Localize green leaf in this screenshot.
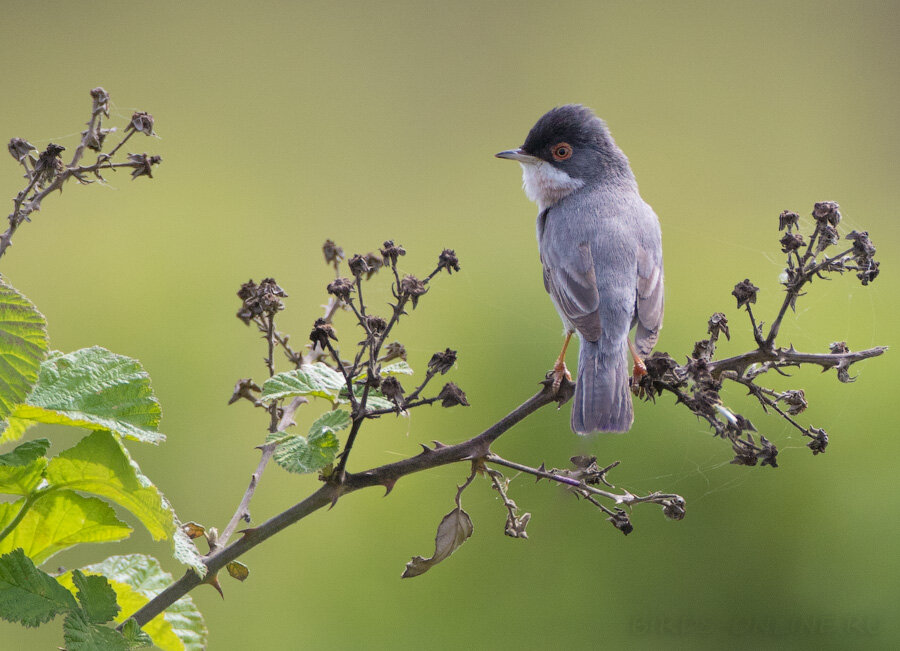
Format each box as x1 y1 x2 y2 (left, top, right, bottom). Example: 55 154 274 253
3 347 164 445
268 409 349 474
225 560 249 582
0 456 47 495
170 514 206 578
0 438 49 466
120 618 152 648
0 548 77 627
0 491 132 565
46 430 173 540
381 361 414 376
72 570 120 624
261 362 345 403
0 280 49 425
63 608 130 651
72 554 208 650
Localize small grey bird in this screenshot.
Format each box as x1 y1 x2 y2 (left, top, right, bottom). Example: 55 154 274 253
496 105 663 433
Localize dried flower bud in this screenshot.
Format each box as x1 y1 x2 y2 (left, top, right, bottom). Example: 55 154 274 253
380 240 406 266
257 277 286 313
812 201 841 226
816 224 839 253
326 277 354 301
730 442 758 467
692 339 713 360
707 313 730 340
82 126 115 152
310 318 338 347
127 153 161 179
380 375 405 408
661 497 686 521
128 111 155 135
8 138 35 163
437 249 460 274
781 389 807 415
807 427 828 455
228 378 262 405
322 240 344 268
437 382 469 407
856 259 879 285
363 252 384 279
382 341 407 362
845 230 876 259
400 274 428 307
365 314 387 335
829 341 849 354
732 279 759 309
90 87 110 117
607 509 633 535
757 436 778 468
348 254 370 278
34 143 66 186
428 348 457 375
778 210 800 231
779 232 805 253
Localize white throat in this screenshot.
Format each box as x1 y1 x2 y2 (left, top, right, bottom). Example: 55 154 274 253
520 161 584 211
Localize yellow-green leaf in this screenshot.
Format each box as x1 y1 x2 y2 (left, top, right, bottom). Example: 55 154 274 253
0 280 49 426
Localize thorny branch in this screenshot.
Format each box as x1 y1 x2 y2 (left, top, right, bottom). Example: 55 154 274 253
3 87 161 259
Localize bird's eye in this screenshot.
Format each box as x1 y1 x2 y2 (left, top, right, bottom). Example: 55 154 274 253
551 143 573 161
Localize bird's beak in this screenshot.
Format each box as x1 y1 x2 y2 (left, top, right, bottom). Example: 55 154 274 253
495 148 541 164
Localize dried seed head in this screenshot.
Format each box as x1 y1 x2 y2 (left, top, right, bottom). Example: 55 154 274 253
128 111 155 135
7 138 35 163
380 375 405 407
326 277 354 301
309 318 338 347
322 240 344 268
382 341 407 362
437 382 469 407
82 126 115 152
812 201 841 226
90 87 110 117
807 427 828 455
400 274 428 307
829 341 849 354
607 509 633 535
845 230 876 259
127 153 161 179
732 279 759 309
757 436 778 468
781 389 807 415
379 240 406 266
363 252 384 279
437 249 460 274
661 496 686 521
779 232 805 254
692 339 713 361
365 314 387 335
707 313 730 340
778 210 800 231
428 348 458 375
348 254 370 278
856 259 879 285
816 224 839 253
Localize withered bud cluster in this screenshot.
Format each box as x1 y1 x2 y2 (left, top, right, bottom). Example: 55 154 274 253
779 232 805 253
365 314 387 335
829 341 849 354
778 210 800 231
382 341 407 362
607 509 633 535
732 279 759 309
846 230 879 285
309 317 337 348
437 249 460 274
437 382 469 407
33 143 66 187
427 348 457 375
812 201 841 226
90 87 110 117
380 240 406 266
127 153 162 180
228 378 262 405
807 427 829 455
707 312 730 340
780 390 807 415
348 254 370 278
322 240 344 268
236 278 287 324
730 436 778 468
7 138 36 163
400 274 428 307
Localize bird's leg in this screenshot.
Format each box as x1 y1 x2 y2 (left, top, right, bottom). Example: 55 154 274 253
628 339 647 395
551 331 574 393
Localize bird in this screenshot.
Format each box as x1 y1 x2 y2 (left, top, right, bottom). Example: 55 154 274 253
495 105 663 433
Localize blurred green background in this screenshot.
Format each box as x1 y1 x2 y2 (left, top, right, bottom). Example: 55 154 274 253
1 1 898 649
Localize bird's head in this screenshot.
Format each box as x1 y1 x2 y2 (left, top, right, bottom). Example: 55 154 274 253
495 104 632 210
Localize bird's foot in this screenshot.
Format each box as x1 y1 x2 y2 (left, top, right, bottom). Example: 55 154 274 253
630 358 647 397
551 359 572 395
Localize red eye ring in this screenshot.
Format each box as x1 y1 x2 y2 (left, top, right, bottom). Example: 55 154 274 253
551 143 573 161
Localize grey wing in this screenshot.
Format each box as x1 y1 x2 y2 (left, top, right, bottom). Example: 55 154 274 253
542 240 603 341
634 237 664 356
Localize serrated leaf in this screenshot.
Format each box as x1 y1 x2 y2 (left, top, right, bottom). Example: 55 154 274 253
346 385 393 411
402 507 473 578
121 618 152 648
225 561 249 582
46 430 173 540
267 409 348 475
72 570 120 624
0 548 77 627
0 280 49 424
0 491 132 565
0 438 49 466
0 456 47 495
380 361 414 376
261 362 345 403
63 608 130 651
0 415 35 445
171 516 206 578
72 554 207 650
3 346 164 445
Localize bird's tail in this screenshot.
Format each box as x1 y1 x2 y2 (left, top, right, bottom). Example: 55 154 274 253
571 336 633 434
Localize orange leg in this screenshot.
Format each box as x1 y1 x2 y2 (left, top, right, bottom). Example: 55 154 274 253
551 331 574 393
628 339 647 395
